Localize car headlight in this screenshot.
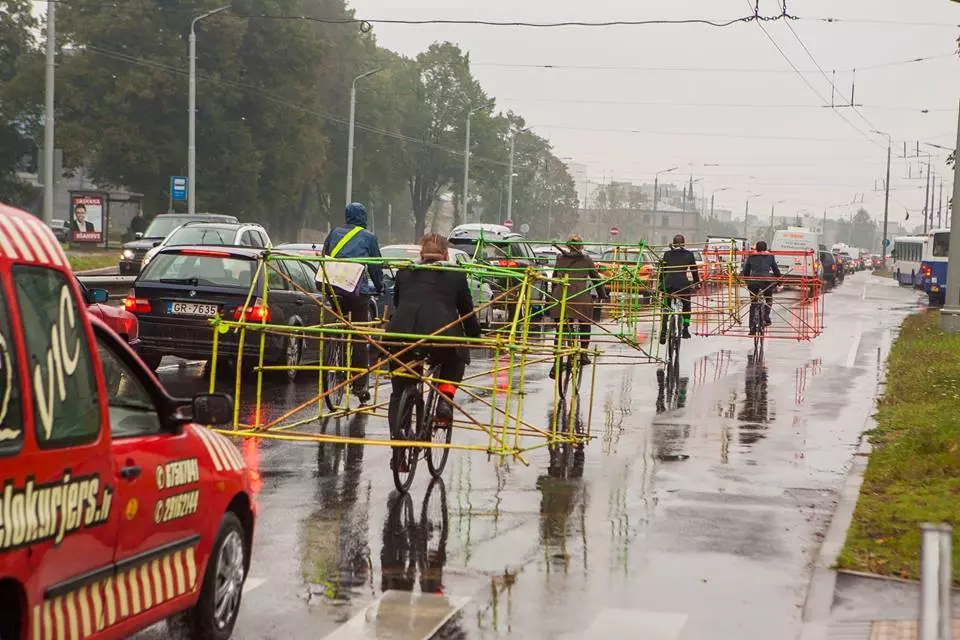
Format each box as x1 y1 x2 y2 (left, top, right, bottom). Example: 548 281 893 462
122 249 135 260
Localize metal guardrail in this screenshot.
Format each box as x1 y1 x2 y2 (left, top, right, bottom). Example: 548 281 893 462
76 275 135 300
920 523 953 640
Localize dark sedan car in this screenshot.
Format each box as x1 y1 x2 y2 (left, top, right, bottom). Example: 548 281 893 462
119 212 238 274
124 245 324 379
819 250 839 287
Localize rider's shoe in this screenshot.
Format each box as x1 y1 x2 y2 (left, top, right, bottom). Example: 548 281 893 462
659 333 667 345
434 400 454 427
353 386 371 405
548 362 558 379
764 318 772 327
579 354 591 366
682 327 691 339
749 328 758 336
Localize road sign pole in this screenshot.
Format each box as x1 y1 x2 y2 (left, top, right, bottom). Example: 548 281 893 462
940 97 960 332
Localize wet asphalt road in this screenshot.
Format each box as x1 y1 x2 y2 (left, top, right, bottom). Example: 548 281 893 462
135 272 922 640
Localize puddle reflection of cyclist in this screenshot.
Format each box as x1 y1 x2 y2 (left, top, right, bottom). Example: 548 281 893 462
380 479 449 594
659 234 700 344
738 352 771 425
656 369 689 413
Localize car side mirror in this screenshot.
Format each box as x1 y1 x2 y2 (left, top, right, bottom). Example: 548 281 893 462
152 241 161 248
134 232 144 240
191 392 233 426
86 288 109 304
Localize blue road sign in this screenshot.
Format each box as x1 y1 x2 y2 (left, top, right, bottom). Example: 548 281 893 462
171 176 188 201
883 238 891 248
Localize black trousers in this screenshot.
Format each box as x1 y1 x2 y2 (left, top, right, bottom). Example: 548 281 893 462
747 285 775 322
661 289 692 335
389 345 466 397
335 294 372 391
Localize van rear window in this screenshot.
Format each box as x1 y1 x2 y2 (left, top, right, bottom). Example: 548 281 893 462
140 252 256 289
0 282 22 456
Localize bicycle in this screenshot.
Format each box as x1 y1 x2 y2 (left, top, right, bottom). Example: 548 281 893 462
390 353 451 492
661 293 686 366
552 314 595 401
747 288 769 356
321 295 377 411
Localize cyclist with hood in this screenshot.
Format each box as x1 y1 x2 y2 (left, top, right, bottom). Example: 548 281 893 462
659 234 700 343
741 240 781 333
322 202 384 403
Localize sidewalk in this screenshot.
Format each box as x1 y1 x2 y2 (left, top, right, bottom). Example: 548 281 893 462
799 438 960 640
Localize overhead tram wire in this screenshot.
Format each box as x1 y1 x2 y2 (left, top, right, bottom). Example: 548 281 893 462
85 45 511 168
743 0 882 151
471 53 956 74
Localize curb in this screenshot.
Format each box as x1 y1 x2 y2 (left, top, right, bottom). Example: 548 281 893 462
75 264 119 276
798 436 872 639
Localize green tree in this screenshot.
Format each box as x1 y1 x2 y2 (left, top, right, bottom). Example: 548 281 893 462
0 0 41 206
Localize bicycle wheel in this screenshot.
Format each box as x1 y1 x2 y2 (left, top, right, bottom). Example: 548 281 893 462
668 310 681 363
557 351 574 401
322 338 346 411
425 386 451 479
391 385 422 492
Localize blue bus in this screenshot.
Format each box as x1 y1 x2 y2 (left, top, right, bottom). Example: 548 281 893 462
921 229 949 306
891 235 926 288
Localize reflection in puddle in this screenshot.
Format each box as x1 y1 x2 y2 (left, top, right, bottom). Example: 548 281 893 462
538 407 587 574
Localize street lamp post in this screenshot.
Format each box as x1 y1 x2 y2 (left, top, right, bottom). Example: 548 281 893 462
744 192 762 240
42 0 56 225
188 4 230 215
505 126 530 226
345 67 382 208
769 199 787 243
710 187 730 218
462 100 495 223
652 166 677 244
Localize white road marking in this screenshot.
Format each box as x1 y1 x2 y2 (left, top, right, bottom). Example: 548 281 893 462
322 591 469 640
243 578 266 594
862 283 867 299
582 609 688 639
845 321 862 368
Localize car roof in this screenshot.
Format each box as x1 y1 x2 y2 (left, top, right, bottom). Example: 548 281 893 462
154 213 238 222
0 205 71 269
449 223 522 240
154 244 265 259
173 222 252 231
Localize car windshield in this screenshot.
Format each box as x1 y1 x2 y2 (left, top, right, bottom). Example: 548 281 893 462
140 252 255 288
143 216 202 238
602 249 652 264
166 227 235 246
933 232 950 258
448 239 510 261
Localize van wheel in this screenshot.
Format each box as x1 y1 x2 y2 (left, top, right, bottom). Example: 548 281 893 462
184 513 246 640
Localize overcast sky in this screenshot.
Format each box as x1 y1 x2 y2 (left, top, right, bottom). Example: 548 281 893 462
348 0 959 224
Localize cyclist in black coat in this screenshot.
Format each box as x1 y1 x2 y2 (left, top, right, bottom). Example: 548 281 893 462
741 240 782 333
386 233 481 428
659 234 701 343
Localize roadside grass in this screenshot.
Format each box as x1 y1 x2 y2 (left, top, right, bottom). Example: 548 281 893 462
67 251 118 272
837 311 960 581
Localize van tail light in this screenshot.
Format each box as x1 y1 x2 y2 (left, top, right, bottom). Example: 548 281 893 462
922 265 932 277
831 264 836 271
122 295 151 314
233 299 271 323
496 259 520 268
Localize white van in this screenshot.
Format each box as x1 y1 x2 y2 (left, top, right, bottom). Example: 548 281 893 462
771 228 820 283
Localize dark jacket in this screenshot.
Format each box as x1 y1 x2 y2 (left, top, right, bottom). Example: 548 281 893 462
659 247 700 292
550 250 608 320
741 253 781 289
322 203 383 296
387 264 482 340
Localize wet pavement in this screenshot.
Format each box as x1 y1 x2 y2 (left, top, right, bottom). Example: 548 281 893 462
134 273 923 640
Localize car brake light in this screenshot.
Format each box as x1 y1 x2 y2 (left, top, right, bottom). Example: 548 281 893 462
179 248 232 257
233 300 271 323
122 295 151 314
496 259 520 268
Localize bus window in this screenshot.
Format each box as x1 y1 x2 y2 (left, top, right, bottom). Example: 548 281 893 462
933 232 950 258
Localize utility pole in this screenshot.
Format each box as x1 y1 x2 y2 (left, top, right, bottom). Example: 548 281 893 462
506 133 516 224
938 176 944 229
939 98 960 332
923 161 932 234
462 101 495 224
346 68 382 207
769 203 775 244
882 137 891 264
743 199 749 239
42 0 56 225
546 156 553 240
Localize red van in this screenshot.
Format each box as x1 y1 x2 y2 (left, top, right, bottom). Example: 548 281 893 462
0 204 255 640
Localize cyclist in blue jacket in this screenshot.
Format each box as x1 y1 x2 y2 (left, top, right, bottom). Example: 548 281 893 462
322 202 384 403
